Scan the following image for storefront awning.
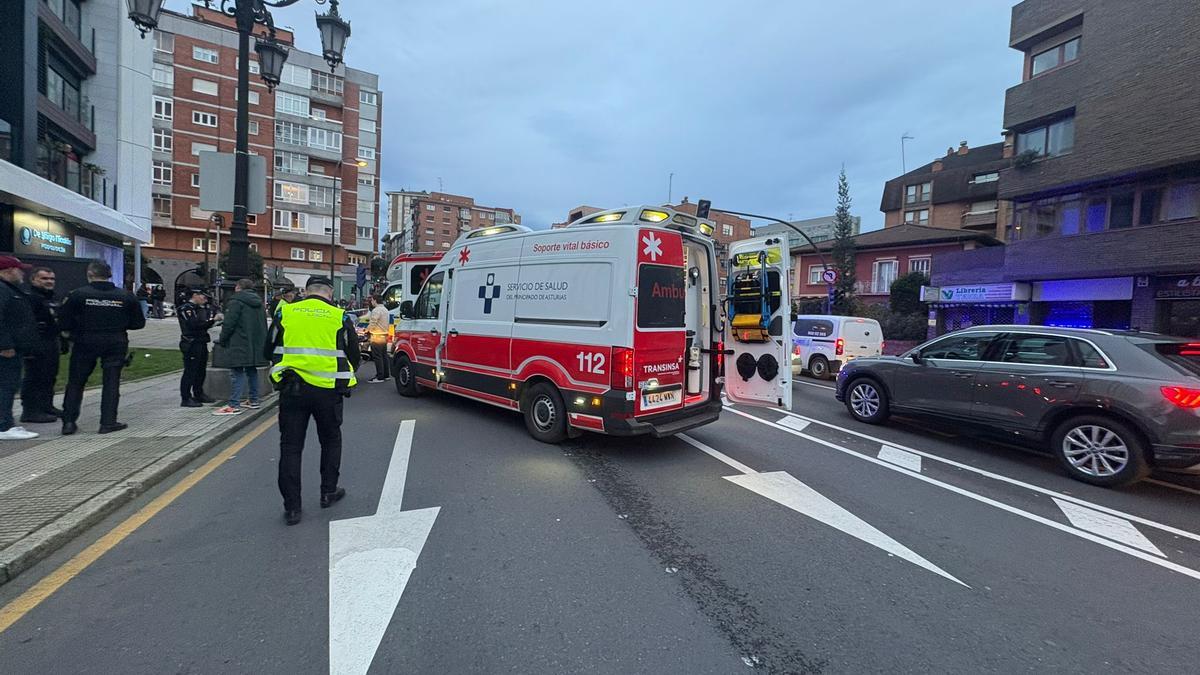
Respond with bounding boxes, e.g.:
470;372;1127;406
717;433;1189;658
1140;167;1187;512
0;159;149;244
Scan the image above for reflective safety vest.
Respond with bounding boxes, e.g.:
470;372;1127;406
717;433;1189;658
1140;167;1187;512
271;298;357;389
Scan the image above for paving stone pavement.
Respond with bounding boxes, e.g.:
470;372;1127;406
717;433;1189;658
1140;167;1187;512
0;367;279;585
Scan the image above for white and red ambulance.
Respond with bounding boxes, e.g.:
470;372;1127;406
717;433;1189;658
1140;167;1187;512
390;206;792;442
380;252;444;310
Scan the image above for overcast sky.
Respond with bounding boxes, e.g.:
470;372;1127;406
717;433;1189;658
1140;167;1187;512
168;0;1021;232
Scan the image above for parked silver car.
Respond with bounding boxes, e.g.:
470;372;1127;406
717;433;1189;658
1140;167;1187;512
835;326;1200;487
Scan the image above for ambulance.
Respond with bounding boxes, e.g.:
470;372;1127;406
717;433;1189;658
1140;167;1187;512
390;206;792;443
380;252;444;311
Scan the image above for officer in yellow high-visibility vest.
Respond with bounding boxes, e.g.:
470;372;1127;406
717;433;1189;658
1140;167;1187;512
264;275;361;526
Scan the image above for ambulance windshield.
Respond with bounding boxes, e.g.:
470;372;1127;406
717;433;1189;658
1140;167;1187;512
638;264;685;329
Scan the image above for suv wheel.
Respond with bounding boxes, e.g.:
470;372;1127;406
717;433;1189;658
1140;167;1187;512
523;382;568;443
809;355;831;380
845;378;890;424
1052;415;1150;487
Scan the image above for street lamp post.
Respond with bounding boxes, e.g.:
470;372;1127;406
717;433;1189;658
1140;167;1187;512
127;0;352;283
710;208;836;315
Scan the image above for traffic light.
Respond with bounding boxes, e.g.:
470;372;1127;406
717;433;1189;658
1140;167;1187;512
697;199;711;219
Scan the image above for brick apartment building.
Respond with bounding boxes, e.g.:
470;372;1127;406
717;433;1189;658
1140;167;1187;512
383;190;519;259
147;6;382;297
880;141;1010;240
928;0;1200;337
549;205;604;229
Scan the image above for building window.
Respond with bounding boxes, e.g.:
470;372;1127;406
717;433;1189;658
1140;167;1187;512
247;214;257;225
191;238;216;253
192;111;218;127
424;228;434;234
235;58;260;75
274;151;308;175
905;182;932;205
357;147;375;160
189;205;213;220
441;242;450;249
1031;37;1080;78
191;142;216;156
274;209;307;232
275;181;308;205
311;70;344;95
152;160;172;185
192;46;218;64
153;96;173;121
968;200;998;214
275;120;305;146
248;120;259;135
282;64;311;88
359;202;375;215
808;265;829;285
192;79;219;96
1165;182;1200;222
154;31;174;54
309;185;334;208
360;119;376;133
425;204;435;211
720;223;733;237
276;91;310;117
307;127;342;151
189;173;200;188
356;226;373;239
234;90;260;105
359;90;378;105
358;174;376;186
1016;116;1074;158
153;128;172;153
971;172;999;184
909;257;931;276
309;250;323;262
290;247;305;260
424;239;434;246
348;254;366;265
153;196;171;218
152;64;174;88
872;260;899;294
904;209;930;225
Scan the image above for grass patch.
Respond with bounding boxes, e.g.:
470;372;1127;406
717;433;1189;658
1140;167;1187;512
53;347;183;391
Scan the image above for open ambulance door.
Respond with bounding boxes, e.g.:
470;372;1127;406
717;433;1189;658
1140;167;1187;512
722;237;792;410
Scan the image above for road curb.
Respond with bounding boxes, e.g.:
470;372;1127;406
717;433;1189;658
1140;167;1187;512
0;398;279;587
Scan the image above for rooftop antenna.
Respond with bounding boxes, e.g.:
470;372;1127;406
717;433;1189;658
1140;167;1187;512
668;172;674;204
901;133;914;173
437;177;443;192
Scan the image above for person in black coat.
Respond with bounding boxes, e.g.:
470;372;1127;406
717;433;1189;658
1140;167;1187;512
56;260;145;435
20;266;62;424
178;288;218;407
0;256;39;440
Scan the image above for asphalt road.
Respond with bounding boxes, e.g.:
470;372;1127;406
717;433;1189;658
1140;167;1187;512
2;369;1200;674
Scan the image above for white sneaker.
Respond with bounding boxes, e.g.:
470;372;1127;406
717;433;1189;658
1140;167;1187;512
0;426;39;440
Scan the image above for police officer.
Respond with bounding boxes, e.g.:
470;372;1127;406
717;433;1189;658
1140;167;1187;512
20;266;61;424
178;288;218;407
264;275;360;525
58;260;146;435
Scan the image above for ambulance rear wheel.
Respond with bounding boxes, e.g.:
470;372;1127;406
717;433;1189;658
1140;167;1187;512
523;382;568;444
393;354;420;397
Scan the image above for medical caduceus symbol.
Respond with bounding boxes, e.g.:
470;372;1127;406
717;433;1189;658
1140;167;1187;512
642;233;663;261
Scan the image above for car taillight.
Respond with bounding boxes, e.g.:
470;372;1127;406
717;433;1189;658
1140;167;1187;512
1161;386;1200;409
835;338;844;356
793;345;802;356
1182;343;1200;357
880;341;886;353
612;347;634;391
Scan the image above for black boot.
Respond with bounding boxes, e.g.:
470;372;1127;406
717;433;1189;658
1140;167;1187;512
284;509;302;526
98;422;128;434
320;488;346;508
181;398;203;408
61;421;78;435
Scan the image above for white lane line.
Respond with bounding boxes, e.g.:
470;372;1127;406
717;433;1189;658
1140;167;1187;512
726;471;967;587
727;407;1200;583
794;379;836;391
879;445;922;473
774;408;1200;546
1147;478;1200;497
778;416;811;432
1052;499;1165;557
678;434;758;475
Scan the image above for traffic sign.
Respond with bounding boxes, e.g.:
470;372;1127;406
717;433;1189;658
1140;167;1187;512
821;268;839;284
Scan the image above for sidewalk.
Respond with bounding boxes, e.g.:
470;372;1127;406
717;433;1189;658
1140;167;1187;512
0;368;278;585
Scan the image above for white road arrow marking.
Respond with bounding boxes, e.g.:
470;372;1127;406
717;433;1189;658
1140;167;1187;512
678;434;965;587
1053;498;1164;557
329;420;440;675
878;445;922;473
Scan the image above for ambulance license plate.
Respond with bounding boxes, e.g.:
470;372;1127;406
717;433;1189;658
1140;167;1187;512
642;388;680;411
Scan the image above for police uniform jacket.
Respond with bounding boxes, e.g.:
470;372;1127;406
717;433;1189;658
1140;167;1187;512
177;301;216;343
56;281;145;345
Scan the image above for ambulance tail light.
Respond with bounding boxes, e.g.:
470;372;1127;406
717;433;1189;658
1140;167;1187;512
612;347;635;390
835;338;845;356
714;340;725;374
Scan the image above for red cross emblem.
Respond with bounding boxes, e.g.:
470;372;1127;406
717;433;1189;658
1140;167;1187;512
458;247;471;265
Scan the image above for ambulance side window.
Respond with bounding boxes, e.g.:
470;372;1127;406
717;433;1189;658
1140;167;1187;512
381;284;403;309
414;272;444;320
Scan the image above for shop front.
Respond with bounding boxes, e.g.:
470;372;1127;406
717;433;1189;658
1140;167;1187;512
1155;274;1200;338
925;282;1031;335
1029;277;1134;330
4;207;126;290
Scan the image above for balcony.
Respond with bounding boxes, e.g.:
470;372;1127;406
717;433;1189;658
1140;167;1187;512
37;96;95;151
1003;65;1079;132
38;2;96;76
961;208;999;231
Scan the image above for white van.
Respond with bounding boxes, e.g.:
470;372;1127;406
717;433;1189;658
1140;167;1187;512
379;252;444;318
791;315;884;379
390;206;793;442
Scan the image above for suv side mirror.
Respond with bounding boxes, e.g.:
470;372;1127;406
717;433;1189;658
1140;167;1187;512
398;300;413;318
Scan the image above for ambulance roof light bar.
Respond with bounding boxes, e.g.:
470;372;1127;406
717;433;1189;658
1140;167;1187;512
459;224;532;241
572;206;714;238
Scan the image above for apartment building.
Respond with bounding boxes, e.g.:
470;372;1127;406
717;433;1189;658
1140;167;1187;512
929;0;1200;337
753;214;862;247
0;0;152;289
879;141;1009;240
147;5;382;296
383;190;519;259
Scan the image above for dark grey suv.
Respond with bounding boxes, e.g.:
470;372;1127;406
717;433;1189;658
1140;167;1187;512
834;326;1200;487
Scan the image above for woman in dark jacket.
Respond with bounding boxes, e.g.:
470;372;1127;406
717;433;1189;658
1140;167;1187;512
213;279;268;415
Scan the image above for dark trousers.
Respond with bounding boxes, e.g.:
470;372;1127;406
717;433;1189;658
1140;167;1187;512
277;383;344;511
370;341;389;380
0;355;22;431
180;340;208;401
21;338;59;416
62;341;126;427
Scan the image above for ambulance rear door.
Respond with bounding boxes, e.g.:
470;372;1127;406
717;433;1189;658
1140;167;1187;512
723;237;792;409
